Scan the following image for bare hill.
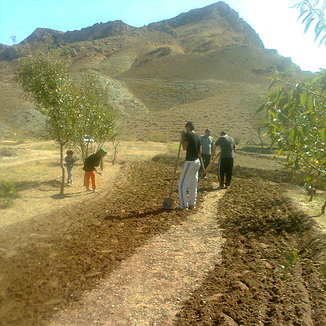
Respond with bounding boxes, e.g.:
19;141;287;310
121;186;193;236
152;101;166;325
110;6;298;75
0;1;303;142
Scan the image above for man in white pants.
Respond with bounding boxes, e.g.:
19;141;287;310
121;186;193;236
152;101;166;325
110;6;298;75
177;121;201;210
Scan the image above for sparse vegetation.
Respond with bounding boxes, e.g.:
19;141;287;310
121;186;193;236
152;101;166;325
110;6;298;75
0;180;16;208
149;132;170;143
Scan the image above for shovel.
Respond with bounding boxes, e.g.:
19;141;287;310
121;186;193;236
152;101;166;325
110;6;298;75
162;140;182;210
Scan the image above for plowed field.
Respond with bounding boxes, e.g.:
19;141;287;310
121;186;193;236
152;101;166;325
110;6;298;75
0;160;325;326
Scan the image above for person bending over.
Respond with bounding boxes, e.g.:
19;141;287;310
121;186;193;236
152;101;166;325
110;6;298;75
83;148;107;192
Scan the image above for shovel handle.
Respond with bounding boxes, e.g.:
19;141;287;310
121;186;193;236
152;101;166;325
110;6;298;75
203;152;220;176
168;140;182;198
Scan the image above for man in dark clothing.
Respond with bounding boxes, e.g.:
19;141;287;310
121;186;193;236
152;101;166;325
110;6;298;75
213;131;235;189
177;121;201;210
199;128;214;177
83;148;107;192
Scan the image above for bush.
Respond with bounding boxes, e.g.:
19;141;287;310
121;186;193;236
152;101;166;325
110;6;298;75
0;198;14;209
0;181;16;209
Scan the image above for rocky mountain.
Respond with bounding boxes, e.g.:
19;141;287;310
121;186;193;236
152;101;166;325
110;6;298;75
0;1;303;142
0;43;9;50
148;2;263;48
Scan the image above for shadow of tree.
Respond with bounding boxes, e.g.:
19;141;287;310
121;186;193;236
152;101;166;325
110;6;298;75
237;146;275;154
50;193;66;199
14;179;62;193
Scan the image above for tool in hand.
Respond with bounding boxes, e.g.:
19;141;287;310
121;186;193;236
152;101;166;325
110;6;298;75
162;140;182;210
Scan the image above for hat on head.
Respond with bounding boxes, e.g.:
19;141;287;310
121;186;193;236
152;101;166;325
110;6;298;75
205;128;211;132
99;147;107;154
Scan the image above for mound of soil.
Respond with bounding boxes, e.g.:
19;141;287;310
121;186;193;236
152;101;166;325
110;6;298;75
174;178;326;326
0;161;212;326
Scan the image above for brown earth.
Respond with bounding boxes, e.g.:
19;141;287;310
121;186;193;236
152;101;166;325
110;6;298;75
0;158;325;326
174;178;326;326
0;2;306;143
0;160;204;325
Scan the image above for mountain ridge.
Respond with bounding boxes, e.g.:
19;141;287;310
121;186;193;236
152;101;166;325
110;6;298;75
0;1;263;60
0;1;304;142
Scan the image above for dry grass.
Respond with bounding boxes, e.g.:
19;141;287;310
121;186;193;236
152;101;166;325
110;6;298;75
0;140;171;227
286;186;326;232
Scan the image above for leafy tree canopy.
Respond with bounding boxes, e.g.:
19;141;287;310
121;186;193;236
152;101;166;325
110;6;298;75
258;70;326;188
292;0;326;45
16;53;116;194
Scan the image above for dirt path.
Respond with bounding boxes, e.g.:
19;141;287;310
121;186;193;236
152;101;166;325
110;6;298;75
49;189;225;326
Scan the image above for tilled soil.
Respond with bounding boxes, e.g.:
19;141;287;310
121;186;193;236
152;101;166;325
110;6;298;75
49;189;225;326
0;161;325;326
174;178;326;326
0;161;210;326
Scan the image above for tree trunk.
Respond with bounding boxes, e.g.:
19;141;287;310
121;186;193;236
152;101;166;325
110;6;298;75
80;142;86;161
112;139;120;165
258;134;264;149
59;142;65;196
321;198;326;215
85;143;88;159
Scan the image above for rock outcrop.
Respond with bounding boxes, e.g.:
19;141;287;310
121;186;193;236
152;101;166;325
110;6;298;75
148;2;263;48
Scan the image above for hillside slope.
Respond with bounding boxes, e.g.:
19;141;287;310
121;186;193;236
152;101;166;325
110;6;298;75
0;1;302;142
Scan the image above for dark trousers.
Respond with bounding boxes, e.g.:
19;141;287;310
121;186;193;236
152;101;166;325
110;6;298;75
199;154;211;175
202;154;211;169
218;157;234;187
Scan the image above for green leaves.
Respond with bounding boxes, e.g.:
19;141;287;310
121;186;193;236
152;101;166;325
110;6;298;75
16;53;118;194
17;55;116;147
259;71;326;191
293;0;326;46
76;72;116;146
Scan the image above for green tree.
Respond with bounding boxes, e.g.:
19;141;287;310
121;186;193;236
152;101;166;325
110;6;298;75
16;54;116;195
292;0;326;46
17;54;80;195
76;72;116;161
258;71;326;213
259;0;326;214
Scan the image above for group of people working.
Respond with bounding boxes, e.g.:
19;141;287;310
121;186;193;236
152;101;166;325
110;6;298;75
64;147;107;192
177;121;235;211
64;122;235;209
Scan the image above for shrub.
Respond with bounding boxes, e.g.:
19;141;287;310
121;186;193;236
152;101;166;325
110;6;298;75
0;181;16;209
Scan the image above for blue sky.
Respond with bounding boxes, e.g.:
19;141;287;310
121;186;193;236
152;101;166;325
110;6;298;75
0;0;325;71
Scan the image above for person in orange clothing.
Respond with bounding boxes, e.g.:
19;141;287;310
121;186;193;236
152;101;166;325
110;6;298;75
83;148;107;192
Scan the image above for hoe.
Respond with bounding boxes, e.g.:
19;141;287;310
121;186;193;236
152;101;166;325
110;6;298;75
162;140;182;210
